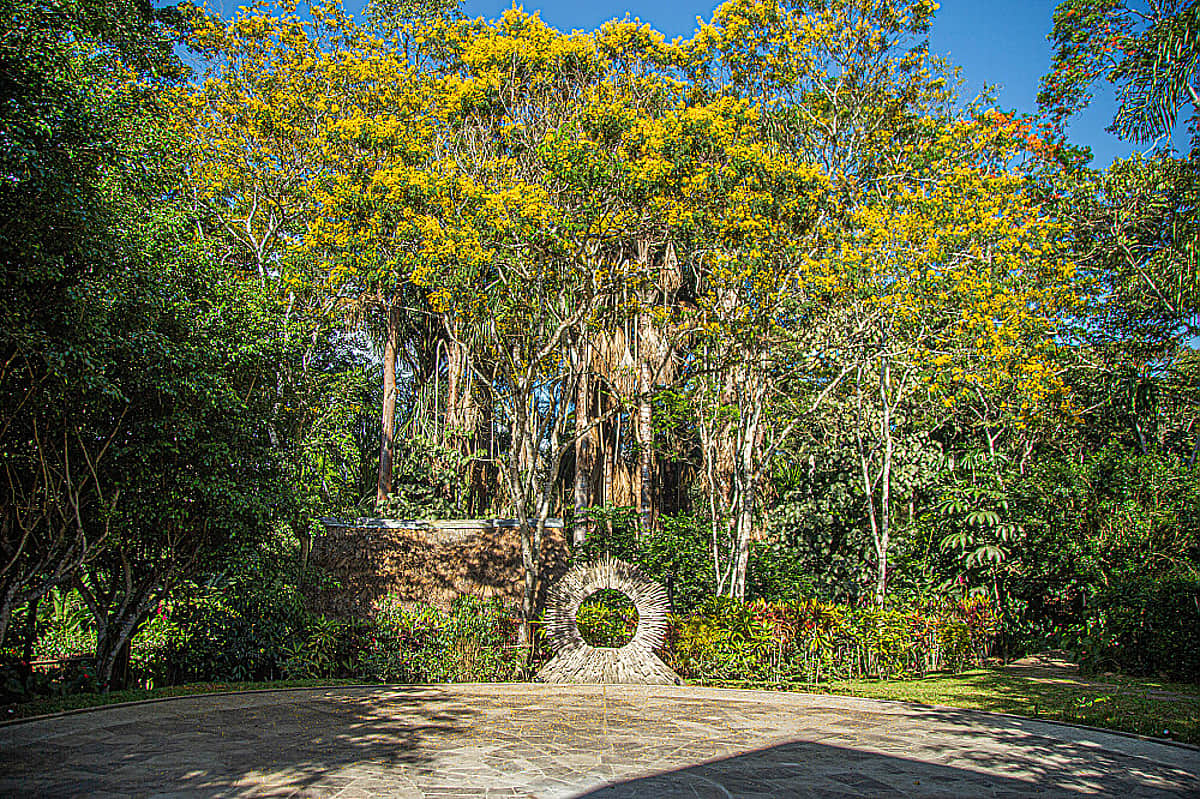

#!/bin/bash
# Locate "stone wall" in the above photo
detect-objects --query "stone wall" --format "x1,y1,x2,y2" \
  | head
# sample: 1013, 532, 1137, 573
304, 519, 570, 617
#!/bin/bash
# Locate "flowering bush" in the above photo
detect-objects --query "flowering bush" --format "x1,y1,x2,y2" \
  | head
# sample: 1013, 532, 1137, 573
665, 594, 999, 684
360, 595, 522, 683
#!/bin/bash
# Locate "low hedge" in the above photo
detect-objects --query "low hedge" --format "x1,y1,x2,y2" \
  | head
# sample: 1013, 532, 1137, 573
664, 595, 999, 683
14, 590, 998, 705
147, 591, 996, 689
357, 595, 523, 683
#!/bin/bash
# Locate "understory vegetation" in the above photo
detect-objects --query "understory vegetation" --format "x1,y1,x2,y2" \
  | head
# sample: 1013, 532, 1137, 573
2, 0, 1199, 743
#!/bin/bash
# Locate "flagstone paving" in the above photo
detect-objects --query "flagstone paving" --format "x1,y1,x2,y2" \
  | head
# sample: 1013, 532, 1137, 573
1, 683, 1197, 797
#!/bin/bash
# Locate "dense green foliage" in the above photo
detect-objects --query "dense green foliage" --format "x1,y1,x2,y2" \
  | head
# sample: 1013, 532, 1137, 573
575, 589, 638, 648
2, 0, 1198, 714
360, 595, 522, 682
572, 511, 717, 615
0, 0, 294, 690
136, 590, 523, 688
666, 595, 998, 683
138, 541, 309, 685
979, 450, 1197, 673
1080, 575, 1200, 681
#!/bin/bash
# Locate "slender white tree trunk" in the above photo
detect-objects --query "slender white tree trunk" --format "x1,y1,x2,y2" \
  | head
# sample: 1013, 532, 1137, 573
376, 300, 399, 508
730, 376, 763, 600
876, 354, 893, 605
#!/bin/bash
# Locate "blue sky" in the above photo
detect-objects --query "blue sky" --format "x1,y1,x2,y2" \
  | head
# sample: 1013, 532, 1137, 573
455, 0, 1137, 166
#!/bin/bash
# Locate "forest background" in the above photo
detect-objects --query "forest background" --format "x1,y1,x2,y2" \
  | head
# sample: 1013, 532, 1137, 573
1, 0, 1198, 693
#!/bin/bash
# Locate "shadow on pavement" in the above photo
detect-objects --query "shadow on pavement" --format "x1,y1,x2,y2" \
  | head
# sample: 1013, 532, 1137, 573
577, 736, 1199, 798
0, 685, 477, 797
3, 684, 1198, 798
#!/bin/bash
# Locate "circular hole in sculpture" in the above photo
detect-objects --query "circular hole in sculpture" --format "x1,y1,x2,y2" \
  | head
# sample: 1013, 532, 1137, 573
576, 589, 639, 648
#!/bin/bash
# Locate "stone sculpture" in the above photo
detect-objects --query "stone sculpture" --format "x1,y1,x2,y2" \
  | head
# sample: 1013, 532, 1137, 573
535, 556, 681, 684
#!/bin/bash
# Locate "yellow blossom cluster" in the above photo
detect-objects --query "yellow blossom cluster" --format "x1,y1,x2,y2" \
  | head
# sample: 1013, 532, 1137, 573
174, 0, 1079, 433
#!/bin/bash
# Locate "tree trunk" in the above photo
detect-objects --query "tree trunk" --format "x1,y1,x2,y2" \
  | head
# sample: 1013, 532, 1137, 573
77, 565, 158, 693
95, 613, 141, 691
20, 594, 40, 669
573, 340, 596, 545
0, 581, 18, 650
732, 502, 753, 600
602, 412, 616, 510
471, 394, 493, 515
108, 638, 134, 691
445, 334, 464, 449
698, 348, 741, 597
858, 354, 895, 607
444, 328, 482, 512
877, 353, 896, 605
502, 401, 542, 667
699, 411, 727, 596
636, 314, 656, 535
519, 519, 538, 648
376, 300, 399, 508
730, 373, 763, 601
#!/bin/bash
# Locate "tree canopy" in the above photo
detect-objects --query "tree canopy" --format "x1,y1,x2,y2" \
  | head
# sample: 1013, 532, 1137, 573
3, 0, 1198, 691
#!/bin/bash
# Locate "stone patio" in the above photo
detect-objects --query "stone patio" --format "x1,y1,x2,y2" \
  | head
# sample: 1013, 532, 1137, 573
1, 684, 1197, 797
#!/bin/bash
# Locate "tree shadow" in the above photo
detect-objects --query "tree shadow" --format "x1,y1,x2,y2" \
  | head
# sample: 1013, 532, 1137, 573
578, 733, 1200, 798
0, 686, 480, 797
905, 667, 1200, 741
3, 684, 1197, 798
892, 700, 1200, 790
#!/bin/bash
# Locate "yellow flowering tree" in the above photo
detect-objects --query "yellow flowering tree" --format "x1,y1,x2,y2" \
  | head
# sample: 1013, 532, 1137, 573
416, 11, 699, 639
171, 1, 382, 518
820, 112, 1078, 603
171, 0, 1084, 615
179, 1, 468, 507
672, 0, 952, 599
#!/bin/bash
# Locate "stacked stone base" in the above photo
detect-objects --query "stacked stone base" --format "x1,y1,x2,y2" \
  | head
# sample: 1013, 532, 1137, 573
536, 643, 680, 685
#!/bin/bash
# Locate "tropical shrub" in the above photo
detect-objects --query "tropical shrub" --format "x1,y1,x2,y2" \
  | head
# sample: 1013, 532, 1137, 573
575, 590, 638, 648
667, 599, 778, 681
280, 616, 375, 680
361, 595, 521, 683
1075, 575, 1200, 682
0, 658, 99, 704
30, 590, 96, 661
140, 578, 307, 685
666, 594, 998, 684
1005, 448, 1200, 651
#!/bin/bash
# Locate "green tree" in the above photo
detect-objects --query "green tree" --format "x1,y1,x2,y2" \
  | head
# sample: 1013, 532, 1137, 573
73, 250, 290, 689
0, 0, 188, 644
1040, 2, 1200, 457
1, 0, 300, 692
1040, 0, 1199, 151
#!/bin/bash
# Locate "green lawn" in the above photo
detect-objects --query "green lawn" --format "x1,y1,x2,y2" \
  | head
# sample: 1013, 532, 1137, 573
704, 668, 1200, 745
2, 678, 365, 722
6, 670, 1199, 746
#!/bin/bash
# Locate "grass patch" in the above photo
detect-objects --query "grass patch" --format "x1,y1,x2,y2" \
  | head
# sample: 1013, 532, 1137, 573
699, 668, 1200, 745
2, 678, 365, 722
